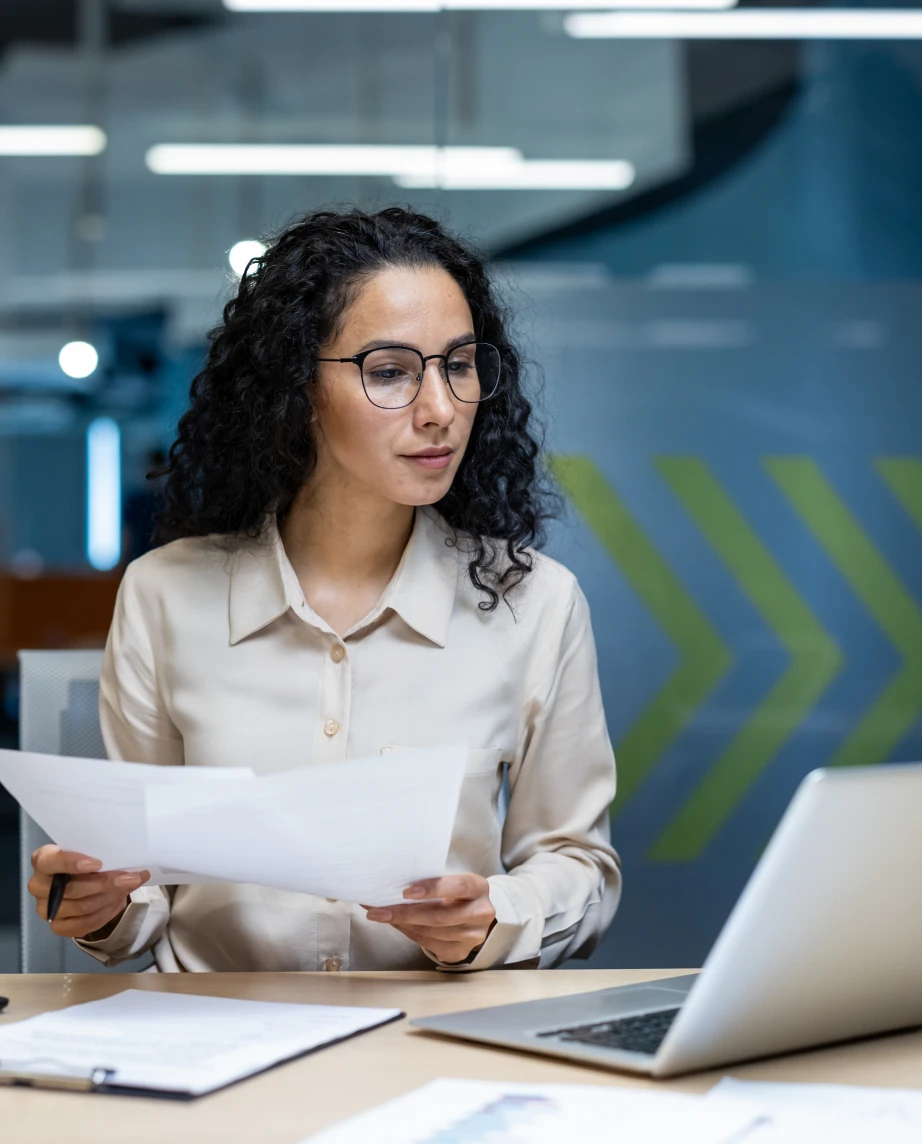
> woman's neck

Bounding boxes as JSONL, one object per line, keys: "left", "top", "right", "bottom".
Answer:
{"left": 280, "top": 475, "right": 415, "bottom": 635}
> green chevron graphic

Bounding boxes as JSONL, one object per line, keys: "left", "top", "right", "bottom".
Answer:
{"left": 877, "top": 458, "right": 922, "bottom": 532}
{"left": 551, "top": 456, "right": 732, "bottom": 807}
{"left": 768, "top": 458, "right": 922, "bottom": 769}
{"left": 649, "top": 459, "right": 843, "bottom": 862}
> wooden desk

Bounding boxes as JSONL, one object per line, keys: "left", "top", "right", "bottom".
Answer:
{"left": 2, "top": 969, "right": 921, "bottom": 1143}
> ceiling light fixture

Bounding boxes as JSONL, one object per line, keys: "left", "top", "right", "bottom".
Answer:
{"left": 229, "top": 240, "right": 267, "bottom": 276}
{"left": 225, "top": 0, "right": 737, "bottom": 9}
{"left": 0, "top": 126, "right": 107, "bottom": 157}
{"left": 147, "top": 144, "right": 522, "bottom": 176}
{"left": 396, "top": 159, "right": 636, "bottom": 190}
{"left": 146, "top": 145, "right": 635, "bottom": 190}
{"left": 226, "top": 0, "right": 438, "bottom": 8}
{"left": 59, "top": 341, "right": 100, "bottom": 380}
{"left": 564, "top": 9, "right": 922, "bottom": 39}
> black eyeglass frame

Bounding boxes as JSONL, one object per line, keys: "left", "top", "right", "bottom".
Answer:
{"left": 316, "top": 340, "right": 502, "bottom": 409}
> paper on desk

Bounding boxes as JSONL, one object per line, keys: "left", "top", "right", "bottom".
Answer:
{"left": 301, "top": 1078, "right": 762, "bottom": 1144}
{"left": 707, "top": 1078, "right": 922, "bottom": 1143}
{"left": 0, "top": 748, "right": 255, "bottom": 884}
{"left": 145, "top": 746, "right": 467, "bottom": 906}
{"left": 0, "top": 988, "right": 402, "bottom": 1096}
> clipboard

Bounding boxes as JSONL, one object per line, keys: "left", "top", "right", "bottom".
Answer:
{"left": 0, "top": 1059, "right": 117, "bottom": 1093}
{"left": 0, "top": 1005, "right": 406, "bottom": 1100}
{"left": 0, "top": 1057, "right": 239, "bottom": 1100}
{"left": 0, "top": 1059, "right": 200, "bottom": 1100}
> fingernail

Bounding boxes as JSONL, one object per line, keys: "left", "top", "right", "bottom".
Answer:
{"left": 77, "top": 858, "right": 102, "bottom": 872}
{"left": 366, "top": 909, "right": 391, "bottom": 922}
{"left": 115, "top": 873, "right": 141, "bottom": 888}
{"left": 404, "top": 885, "right": 426, "bottom": 899}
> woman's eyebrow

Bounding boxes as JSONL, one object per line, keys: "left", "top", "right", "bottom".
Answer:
{"left": 355, "top": 333, "right": 477, "bottom": 354}
{"left": 356, "top": 338, "right": 412, "bottom": 353}
{"left": 444, "top": 332, "right": 477, "bottom": 351}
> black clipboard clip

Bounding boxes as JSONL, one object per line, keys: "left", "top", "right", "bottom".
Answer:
{"left": 0, "top": 1058, "right": 116, "bottom": 1091}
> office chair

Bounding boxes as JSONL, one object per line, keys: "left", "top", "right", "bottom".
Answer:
{"left": 18, "top": 650, "right": 151, "bottom": 973}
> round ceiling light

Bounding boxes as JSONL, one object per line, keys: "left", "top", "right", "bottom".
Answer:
{"left": 229, "top": 239, "right": 266, "bottom": 277}
{"left": 59, "top": 340, "right": 99, "bottom": 380}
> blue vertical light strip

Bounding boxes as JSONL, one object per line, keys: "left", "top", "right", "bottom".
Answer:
{"left": 86, "top": 417, "right": 121, "bottom": 571}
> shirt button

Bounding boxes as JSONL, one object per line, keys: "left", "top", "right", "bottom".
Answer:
{"left": 323, "top": 719, "right": 340, "bottom": 738}
{"left": 330, "top": 644, "right": 346, "bottom": 663}
{"left": 323, "top": 957, "right": 343, "bottom": 972}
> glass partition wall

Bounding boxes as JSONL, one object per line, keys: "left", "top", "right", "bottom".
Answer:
{"left": 1, "top": 2, "right": 921, "bottom": 968}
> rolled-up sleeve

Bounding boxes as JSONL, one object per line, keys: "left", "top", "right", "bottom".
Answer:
{"left": 433, "top": 578, "right": 621, "bottom": 971}
{"left": 76, "top": 563, "right": 182, "bottom": 967}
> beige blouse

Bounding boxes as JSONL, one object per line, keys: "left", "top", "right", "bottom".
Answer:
{"left": 79, "top": 506, "right": 621, "bottom": 973}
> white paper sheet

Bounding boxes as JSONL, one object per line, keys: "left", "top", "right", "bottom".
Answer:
{"left": 707, "top": 1078, "right": 922, "bottom": 1143}
{"left": 0, "top": 988, "right": 401, "bottom": 1096}
{"left": 302, "top": 1078, "right": 762, "bottom": 1144}
{"left": 0, "top": 748, "right": 255, "bottom": 884}
{"left": 145, "top": 746, "right": 467, "bottom": 906}
{"left": 1, "top": 744, "right": 467, "bottom": 904}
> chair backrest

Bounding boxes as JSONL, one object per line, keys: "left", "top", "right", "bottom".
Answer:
{"left": 19, "top": 649, "right": 106, "bottom": 973}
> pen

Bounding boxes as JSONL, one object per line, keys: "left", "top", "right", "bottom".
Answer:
{"left": 47, "top": 872, "right": 69, "bottom": 924}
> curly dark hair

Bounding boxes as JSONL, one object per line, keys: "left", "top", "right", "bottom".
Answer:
{"left": 156, "top": 205, "right": 556, "bottom": 611}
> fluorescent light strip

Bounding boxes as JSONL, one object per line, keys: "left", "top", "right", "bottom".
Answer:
{"left": 146, "top": 143, "right": 522, "bottom": 176}
{"left": 564, "top": 9, "right": 922, "bottom": 39}
{"left": 449, "top": 0, "right": 738, "bottom": 7}
{"left": 86, "top": 417, "right": 122, "bottom": 573}
{"left": 226, "top": 0, "right": 437, "bottom": 8}
{"left": 147, "top": 144, "right": 635, "bottom": 189}
{"left": 225, "top": 0, "right": 737, "bottom": 8}
{"left": 397, "top": 159, "right": 636, "bottom": 189}
{"left": 0, "top": 126, "right": 107, "bottom": 157}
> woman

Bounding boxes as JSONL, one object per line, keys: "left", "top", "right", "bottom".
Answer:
{"left": 28, "top": 207, "right": 621, "bottom": 972}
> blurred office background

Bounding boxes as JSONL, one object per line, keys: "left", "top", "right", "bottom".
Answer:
{"left": 1, "top": 0, "right": 921, "bottom": 972}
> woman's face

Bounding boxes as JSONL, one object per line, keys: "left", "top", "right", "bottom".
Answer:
{"left": 312, "top": 265, "right": 481, "bottom": 507}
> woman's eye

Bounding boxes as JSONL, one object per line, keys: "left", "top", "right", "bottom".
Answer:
{"left": 447, "top": 360, "right": 473, "bottom": 373}
{"left": 370, "top": 368, "right": 408, "bottom": 382}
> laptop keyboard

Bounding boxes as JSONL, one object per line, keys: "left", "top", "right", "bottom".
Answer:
{"left": 538, "top": 1007, "right": 681, "bottom": 1057}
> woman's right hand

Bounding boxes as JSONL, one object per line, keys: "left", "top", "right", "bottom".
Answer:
{"left": 28, "top": 845, "right": 150, "bottom": 939}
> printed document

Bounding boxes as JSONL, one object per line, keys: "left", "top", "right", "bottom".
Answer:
{"left": 0, "top": 989, "right": 401, "bottom": 1096}
{"left": 301, "top": 1078, "right": 762, "bottom": 1144}
{"left": 0, "top": 745, "right": 466, "bottom": 905}
{"left": 707, "top": 1078, "right": 922, "bottom": 1143}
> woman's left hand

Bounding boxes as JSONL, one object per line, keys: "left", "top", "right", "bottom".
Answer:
{"left": 365, "top": 874, "right": 496, "bottom": 964}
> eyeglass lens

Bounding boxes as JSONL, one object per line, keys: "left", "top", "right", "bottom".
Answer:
{"left": 361, "top": 343, "right": 500, "bottom": 409}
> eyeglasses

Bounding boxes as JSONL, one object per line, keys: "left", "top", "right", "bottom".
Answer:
{"left": 317, "top": 341, "right": 501, "bottom": 410}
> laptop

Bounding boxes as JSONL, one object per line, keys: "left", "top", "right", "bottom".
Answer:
{"left": 412, "top": 763, "right": 922, "bottom": 1077}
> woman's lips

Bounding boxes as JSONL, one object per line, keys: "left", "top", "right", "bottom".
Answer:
{"left": 401, "top": 451, "right": 453, "bottom": 469}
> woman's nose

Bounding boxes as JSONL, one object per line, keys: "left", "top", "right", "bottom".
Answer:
{"left": 414, "top": 360, "right": 456, "bottom": 422}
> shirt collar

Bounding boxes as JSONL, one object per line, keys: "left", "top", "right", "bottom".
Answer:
{"left": 382, "top": 506, "right": 458, "bottom": 648}
{"left": 227, "top": 526, "right": 293, "bottom": 646}
{"left": 228, "top": 506, "right": 458, "bottom": 648}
